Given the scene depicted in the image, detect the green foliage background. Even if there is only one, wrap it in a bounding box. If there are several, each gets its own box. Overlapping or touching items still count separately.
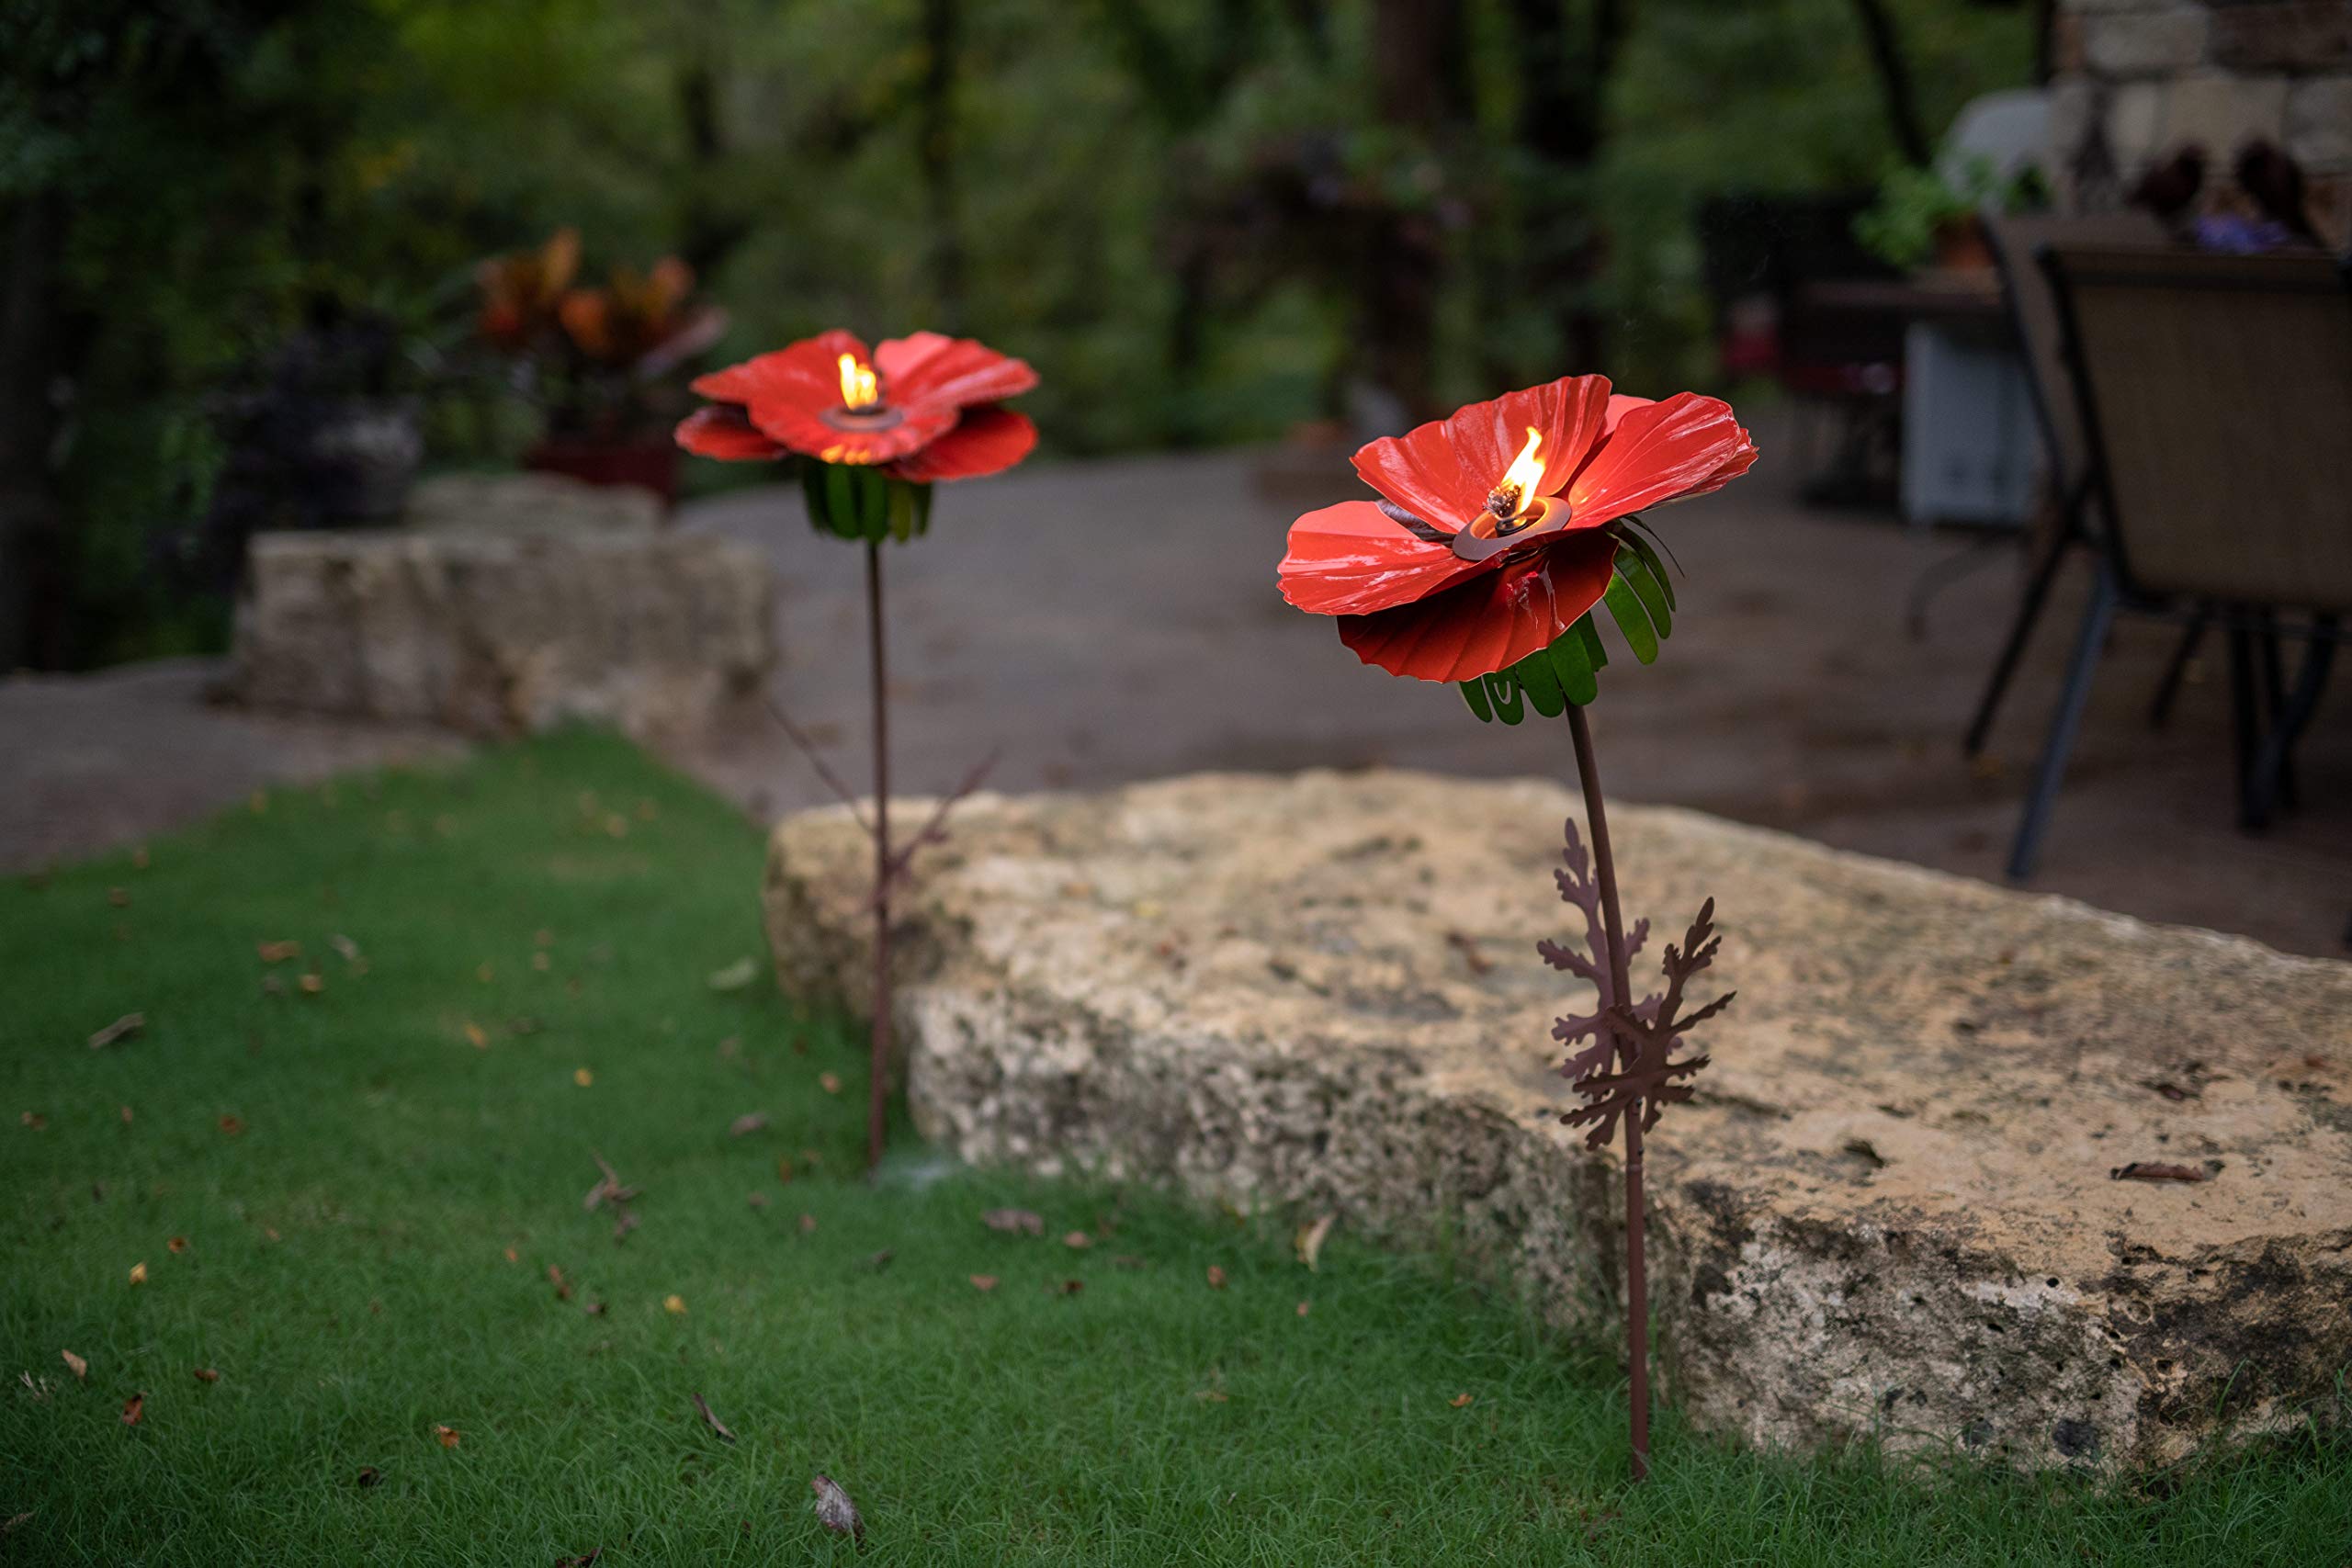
[4,0,2030,665]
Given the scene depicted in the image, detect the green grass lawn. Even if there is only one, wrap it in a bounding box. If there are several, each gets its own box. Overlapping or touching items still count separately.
[3,732,2346,1565]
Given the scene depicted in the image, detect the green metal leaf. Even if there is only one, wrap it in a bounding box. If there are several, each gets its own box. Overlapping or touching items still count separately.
[821,464,860,538]
[887,479,917,542]
[1602,574,1659,665]
[1570,613,1608,672]
[1544,626,1600,707]
[911,482,934,536]
[1513,649,1567,717]
[1482,671,1524,724]
[1460,678,1494,722]
[1617,546,1672,639]
[1622,529,1676,614]
[858,468,889,539]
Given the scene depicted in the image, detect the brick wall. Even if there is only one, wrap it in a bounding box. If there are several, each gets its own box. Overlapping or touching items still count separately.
[2049,1,2352,247]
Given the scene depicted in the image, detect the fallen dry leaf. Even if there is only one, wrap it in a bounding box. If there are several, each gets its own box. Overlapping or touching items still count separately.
[969,1274,999,1292]
[356,1466,383,1488]
[2,1512,28,1535]
[573,1067,594,1088]
[20,1111,44,1130]
[691,1392,737,1444]
[255,940,300,963]
[531,952,551,972]
[107,886,130,908]
[1205,1265,1227,1290]
[433,1424,460,1449]
[129,1261,147,1286]
[729,1111,769,1138]
[1296,1301,1311,1317]
[1062,1231,1091,1249]
[218,1114,245,1137]
[663,1294,686,1314]
[981,1208,1044,1236]
[707,956,758,992]
[463,1021,490,1049]
[818,1072,842,1095]
[1295,1213,1335,1272]
[775,1155,795,1184]
[167,1236,187,1254]
[330,933,360,963]
[2111,1161,2210,1183]
[119,1106,132,1125]
[548,1265,571,1301]
[132,846,150,869]
[297,973,324,996]
[611,1211,639,1243]
[61,1349,86,1381]
[120,1392,144,1426]
[810,1474,864,1543]
[1054,1279,1084,1296]
[554,1551,603,1568]
[1192,1388,1229,1403]
[746,1191,770,1209]
[797,1213,819,1235]
[536,929,554,948]
[1452,1393,1475,1409]
[503,1247,519,1264]
[864,1248,896,1273]
[87,1012,145,1050]
[193,1368,220,1384]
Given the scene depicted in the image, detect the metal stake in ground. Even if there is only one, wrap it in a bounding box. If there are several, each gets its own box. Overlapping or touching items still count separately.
[865,537,891,1174]
[1566,705,1649,1480]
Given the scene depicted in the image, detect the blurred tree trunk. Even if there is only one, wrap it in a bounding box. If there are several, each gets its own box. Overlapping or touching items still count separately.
[674,61,752,281]
[1358,0,1456,423]
[918,0,966,330]
[1849,0,1932,166]
[1503,0,1626,376]
[0,192,68,669]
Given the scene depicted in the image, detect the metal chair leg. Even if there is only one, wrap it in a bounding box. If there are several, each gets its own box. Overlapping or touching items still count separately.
[2227,622,2261,827]
[1966,536,2075,758]
[2243,616,2337,831]
[2256,611,2300,813]
[2147,605,2210,729]
[2007,565,2120,882]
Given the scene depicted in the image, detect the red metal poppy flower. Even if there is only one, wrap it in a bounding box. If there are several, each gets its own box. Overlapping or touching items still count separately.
[1278,376,1755,682]
[675,328,1038,483]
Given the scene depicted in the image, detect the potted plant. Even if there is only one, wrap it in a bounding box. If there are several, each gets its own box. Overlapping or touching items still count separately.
[473,230,726,507]
[1853,157,2046,275]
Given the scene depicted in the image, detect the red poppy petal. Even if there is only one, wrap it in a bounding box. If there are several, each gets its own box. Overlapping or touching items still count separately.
[1278,501,1491,617]
[674,405,786,461]
[1351,376,1612,529]
[1602,393,1653,434]
[875,332,1038,410]
[690,330,869,412]
[885,406,1038,482]
[1566,391,1754,528]
[1337,529,1619,682]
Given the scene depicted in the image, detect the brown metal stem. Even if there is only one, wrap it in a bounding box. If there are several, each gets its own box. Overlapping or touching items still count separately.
[865,538,891,1175]
[1567,703,1649,1483]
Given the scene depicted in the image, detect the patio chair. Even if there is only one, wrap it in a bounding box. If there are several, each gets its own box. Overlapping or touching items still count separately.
[1962,210,2166,756]
[2006,243,2352,880]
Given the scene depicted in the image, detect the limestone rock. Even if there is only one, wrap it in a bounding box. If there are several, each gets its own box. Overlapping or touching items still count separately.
[763,770,2352,1469]
[232,475,772,739]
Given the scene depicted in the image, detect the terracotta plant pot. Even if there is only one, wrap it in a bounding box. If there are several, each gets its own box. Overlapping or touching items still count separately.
[1931,214,1996,274]
[524,438,679,510]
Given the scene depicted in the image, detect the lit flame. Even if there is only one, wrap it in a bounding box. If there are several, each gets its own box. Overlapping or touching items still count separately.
[838,353,878,411]
[1491,426,1545,519]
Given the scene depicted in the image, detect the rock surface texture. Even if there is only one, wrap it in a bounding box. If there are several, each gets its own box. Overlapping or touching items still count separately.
[764,770,2352,1470]
[233,474,773,739]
